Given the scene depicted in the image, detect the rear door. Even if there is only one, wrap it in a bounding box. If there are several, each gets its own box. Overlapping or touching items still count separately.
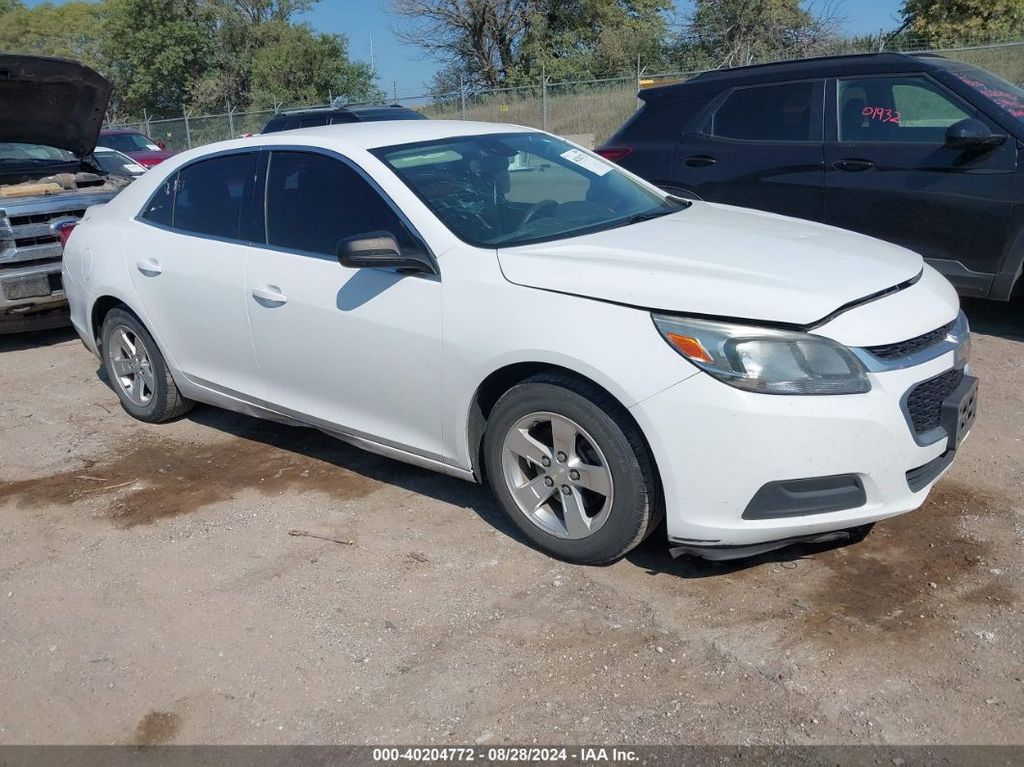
[823,74,1016,296]
[126,151,263,397]
[672,79,826,220]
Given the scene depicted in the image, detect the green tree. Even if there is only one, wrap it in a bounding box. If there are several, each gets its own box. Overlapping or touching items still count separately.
[0,1,107,71]
[521,0,671,82]
[248,22,380,108]
[102,0,218,118]
[900,0,1024,47]
[678,0,842,69]
[0,0,23,15]
[394,0,670,90]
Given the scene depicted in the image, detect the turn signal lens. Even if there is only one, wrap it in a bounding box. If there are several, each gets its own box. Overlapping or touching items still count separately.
[665,332,713,363]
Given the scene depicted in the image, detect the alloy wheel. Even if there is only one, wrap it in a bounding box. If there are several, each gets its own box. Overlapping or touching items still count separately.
[500,411,615,539]
[107,325,155,406]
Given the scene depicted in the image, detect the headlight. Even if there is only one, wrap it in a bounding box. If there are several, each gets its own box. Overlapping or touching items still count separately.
[652,314,871,395]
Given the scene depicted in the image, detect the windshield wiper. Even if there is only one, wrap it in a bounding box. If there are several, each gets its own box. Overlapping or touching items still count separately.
[624,209,675,225]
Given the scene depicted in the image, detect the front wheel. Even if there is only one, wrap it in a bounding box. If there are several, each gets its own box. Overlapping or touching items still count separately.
[483,374,662,564]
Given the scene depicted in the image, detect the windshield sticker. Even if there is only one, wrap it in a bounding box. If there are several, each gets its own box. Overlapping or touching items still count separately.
[863,106,901,124]
[955,73,1024,119]
[560,148,612,176]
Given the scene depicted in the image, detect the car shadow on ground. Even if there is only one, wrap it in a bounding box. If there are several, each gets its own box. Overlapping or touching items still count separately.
[624,525,863,578]
[182,406,869,578]
[962,294,1024,341]
[0,325,78,353]
[184,404,526,542]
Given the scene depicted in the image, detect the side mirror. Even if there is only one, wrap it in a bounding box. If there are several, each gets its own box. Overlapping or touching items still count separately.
[337,231,435,274]
[156,139,167,150]
[945,118,1005,150]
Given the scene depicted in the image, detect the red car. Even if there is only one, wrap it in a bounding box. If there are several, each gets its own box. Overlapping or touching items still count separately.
[97,128,175,168]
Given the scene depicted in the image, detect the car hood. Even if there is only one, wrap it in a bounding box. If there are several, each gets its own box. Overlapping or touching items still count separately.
[0,55,112,157]
[496,202,924,326]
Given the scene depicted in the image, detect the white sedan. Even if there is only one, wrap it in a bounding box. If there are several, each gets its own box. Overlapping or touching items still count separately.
[62,121,976,563]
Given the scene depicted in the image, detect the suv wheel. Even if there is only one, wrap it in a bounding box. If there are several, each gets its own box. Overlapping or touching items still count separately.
[100,307,193,423]
[483,374,662,564]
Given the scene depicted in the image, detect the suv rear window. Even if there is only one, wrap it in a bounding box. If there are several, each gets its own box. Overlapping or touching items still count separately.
[711,82,816,142]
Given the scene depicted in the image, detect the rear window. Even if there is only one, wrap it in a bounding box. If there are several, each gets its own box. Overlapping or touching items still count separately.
[615,92,716,140]
[140,153,256,239]
[711,82,816,142]
[173,153,256,239]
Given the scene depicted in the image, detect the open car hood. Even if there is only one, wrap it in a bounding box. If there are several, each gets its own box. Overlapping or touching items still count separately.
[0,55,112,158]
[496,202,925,327]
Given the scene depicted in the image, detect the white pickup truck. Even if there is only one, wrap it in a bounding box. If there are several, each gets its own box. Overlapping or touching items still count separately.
[0,55,130,333]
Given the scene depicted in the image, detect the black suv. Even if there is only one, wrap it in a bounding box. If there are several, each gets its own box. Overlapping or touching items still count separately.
[599,53,1024,301]
[261,104,427,134]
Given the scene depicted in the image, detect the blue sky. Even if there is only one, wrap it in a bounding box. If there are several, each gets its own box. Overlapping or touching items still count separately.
[27,0,905,95]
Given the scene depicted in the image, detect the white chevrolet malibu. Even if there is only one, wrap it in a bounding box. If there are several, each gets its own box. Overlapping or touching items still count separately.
[62,121,977,564]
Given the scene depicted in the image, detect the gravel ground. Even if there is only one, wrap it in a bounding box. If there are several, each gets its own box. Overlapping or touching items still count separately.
[0,299,1021,746]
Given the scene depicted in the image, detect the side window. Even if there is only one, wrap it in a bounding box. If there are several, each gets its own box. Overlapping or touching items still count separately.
[711,82,816,142]
[265,151,413,257]
[140,172,176,227]
[173,153,256,240]
[838,76,974,143]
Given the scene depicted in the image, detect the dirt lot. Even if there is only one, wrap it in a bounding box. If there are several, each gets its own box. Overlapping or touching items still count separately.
[0,300,1021,746]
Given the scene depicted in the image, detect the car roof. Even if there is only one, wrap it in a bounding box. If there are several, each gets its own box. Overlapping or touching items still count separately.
[181,120,539,157]
[275,104,419,118]
[642,52,977,98]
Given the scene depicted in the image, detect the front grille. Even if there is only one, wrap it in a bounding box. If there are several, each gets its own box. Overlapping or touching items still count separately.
[906,367,963,434]
[1,206,87,267]
[8,209,86,227]
[866,320,954,360]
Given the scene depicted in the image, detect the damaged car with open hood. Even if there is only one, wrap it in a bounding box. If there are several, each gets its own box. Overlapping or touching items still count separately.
[62,122,977,563]
[0,55,129,333]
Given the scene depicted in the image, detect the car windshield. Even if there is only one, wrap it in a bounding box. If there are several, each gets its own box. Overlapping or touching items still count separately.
[102,133,159,152]
[953,69,1024,123]
[0,142,77,163]
[94,149,141,175]
[373,132,685,247]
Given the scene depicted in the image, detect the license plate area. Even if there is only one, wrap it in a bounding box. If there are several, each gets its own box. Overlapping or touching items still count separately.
[941,373,978,450]
[2,274,52,300]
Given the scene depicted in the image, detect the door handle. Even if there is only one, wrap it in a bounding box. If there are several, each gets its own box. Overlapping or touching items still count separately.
[684,155,717,168]
[833,158,876,172]
[136,259,162,276]
[251,286,288,306]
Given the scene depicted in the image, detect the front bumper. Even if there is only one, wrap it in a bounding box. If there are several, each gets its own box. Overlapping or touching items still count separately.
[630,347,969,548]
[0,261,70,334]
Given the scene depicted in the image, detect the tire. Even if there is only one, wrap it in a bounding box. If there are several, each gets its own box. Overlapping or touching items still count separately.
[483,373,662,564]
[100,307,193,423]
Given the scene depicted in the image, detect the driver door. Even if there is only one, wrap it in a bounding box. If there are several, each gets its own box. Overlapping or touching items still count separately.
[824,74,1016,295]
[244,150,444,460]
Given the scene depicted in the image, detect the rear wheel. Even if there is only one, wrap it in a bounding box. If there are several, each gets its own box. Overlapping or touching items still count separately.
[483,374,662,564]
[100,307,193,423]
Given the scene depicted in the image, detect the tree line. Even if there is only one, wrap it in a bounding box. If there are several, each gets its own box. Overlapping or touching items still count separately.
[1,0,1021,120]
[394,0,1024,96]
[0,0,378,121]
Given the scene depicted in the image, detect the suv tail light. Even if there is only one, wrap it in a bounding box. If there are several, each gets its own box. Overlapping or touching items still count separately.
[595,146,633,162]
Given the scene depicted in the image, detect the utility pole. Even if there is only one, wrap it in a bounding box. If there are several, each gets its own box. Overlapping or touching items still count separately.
[541,64,548,132]
[393,81,398,104]
[460,74,467,120]
[369,32,375,74]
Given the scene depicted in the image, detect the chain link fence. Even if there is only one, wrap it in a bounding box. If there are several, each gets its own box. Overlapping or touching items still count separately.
[108,38,1024,153]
